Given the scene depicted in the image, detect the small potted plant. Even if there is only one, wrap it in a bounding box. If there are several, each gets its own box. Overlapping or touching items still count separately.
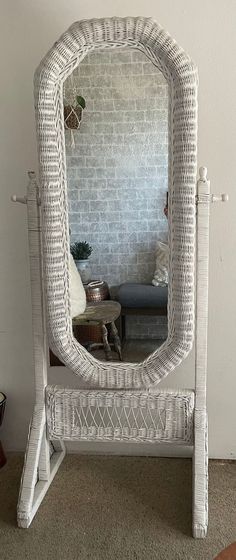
[64,95,86,130]
[70,241,93,284]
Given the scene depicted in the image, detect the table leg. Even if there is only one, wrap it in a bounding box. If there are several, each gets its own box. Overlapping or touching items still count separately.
[101,323,112,361]
[111,322,122,361]
[121,314,126,343]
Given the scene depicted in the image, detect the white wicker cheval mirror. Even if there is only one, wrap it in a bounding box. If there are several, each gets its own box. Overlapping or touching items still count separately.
[12,16,228,535]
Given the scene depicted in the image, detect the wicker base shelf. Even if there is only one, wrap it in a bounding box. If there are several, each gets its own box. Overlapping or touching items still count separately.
[46,386,194,445]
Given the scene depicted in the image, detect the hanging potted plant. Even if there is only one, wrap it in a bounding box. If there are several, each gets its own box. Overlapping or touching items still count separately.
[64,95,86,130]
[70,241,93,284]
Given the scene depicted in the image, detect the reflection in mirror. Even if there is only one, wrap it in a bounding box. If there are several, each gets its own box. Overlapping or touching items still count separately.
[64,48,169,364]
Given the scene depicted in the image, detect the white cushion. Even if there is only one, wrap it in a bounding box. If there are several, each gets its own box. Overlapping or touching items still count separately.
[152,242,168,287]
[69,254,86,318]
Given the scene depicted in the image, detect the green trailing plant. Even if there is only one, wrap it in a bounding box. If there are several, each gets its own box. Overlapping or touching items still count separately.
[76,95,86,110]
[70,241,93,261]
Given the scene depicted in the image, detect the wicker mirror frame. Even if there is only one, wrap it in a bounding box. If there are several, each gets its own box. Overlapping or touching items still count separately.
[34,17,198,388]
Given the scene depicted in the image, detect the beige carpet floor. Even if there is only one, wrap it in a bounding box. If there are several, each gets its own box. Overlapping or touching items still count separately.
[0,455,236,560]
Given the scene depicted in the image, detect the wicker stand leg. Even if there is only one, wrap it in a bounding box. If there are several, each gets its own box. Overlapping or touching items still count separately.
[13,173,66,528]
[193,411,208,538]
[192,168,210,538]
[17,408,65,528]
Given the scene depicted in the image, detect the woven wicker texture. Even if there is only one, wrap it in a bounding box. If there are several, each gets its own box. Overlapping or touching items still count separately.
[46,386,194,444]
[16,19,209,537]
[34,17,198,388]
[16,169,209,535]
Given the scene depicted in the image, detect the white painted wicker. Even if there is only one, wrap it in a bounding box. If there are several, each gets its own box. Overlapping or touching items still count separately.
[46,387,195,444]
[12,17,216,537]
[34,16,198,388]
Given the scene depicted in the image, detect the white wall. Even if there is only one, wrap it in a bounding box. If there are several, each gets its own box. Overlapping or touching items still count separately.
[1,0,236,459]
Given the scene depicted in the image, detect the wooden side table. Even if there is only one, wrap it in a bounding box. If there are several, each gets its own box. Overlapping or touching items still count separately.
[73,301,122,361]
[78,280,110,345]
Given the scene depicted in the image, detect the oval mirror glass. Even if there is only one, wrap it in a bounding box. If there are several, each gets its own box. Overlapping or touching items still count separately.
[64,47,169,364]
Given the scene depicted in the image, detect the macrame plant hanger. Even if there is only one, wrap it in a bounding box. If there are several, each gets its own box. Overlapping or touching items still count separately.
[64,73,82,148]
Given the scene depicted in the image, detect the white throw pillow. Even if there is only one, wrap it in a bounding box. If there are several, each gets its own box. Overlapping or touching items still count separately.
[69,254,86,318]
[152,242,168,287]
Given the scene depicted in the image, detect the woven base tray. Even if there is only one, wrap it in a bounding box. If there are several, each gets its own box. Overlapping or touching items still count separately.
[46,386,194,445]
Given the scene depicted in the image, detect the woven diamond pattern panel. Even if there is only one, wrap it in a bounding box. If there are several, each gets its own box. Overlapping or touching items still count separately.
[47,386,194,444]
